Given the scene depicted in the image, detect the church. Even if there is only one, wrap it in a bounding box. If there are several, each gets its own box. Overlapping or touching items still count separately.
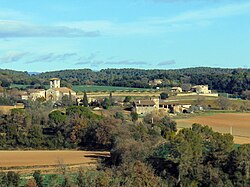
[45,78,76,101]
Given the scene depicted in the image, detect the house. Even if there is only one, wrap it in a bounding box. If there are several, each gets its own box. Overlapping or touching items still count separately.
[133,98,192,114]
[149,79,163,86]
[27,89,46,100]
[171,87,183,93]
[45,78,76,101]
[133,98,159,115]
[191,85,211,94]
[159,101,191,113]
[18,91,29,100]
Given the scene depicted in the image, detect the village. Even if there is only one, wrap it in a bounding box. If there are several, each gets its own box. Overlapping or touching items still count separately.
[0,78,219,116]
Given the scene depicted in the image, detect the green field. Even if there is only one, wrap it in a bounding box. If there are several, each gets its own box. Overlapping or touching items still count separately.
[10,84,152,92]
[72,85,151,92]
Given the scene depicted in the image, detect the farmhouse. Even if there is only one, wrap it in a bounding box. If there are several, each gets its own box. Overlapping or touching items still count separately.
[27,89,46,100]
[171,87,183,93]
[149,79,163,86]
[159,101,191,113]
[191,85,211,94]
[46,78,76,101]
[133,98,191,114]
[133,98,159,115]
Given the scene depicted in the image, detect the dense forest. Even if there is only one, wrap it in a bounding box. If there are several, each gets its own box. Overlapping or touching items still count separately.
[0,100,249,186]
[0,67,249,94]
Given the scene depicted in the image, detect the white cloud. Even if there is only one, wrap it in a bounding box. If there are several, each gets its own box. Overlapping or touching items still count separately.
[0,20,100,38]
[0,51,29,63]
[58,2,250,36]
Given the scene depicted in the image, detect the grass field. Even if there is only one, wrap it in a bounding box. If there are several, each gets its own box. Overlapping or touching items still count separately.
[175,113,250,144]
[0,150,109,174]
[72,85,151,92]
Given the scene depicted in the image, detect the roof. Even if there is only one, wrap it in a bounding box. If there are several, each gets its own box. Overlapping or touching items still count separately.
[54,87,76,93]
[192,85,208,88]
[159,100,190,105]
[28,89,45,93]
[134,100,156,106]
[171,87,181,90]
[50,78,60,81]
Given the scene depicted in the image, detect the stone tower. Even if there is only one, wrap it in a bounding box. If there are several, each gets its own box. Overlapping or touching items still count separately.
[50,78,60,89]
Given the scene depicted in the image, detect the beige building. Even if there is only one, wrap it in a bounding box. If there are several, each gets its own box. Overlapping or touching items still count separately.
[133,98,191,114]
[133,99,159,115]
[46,78,76,101]
[18,78,76,102]
[191,85,211,94]
[171,87,183,93]
[27,89,46,100]
[159,101,191,113]
[50,78,61,88]
[149,79,163,86]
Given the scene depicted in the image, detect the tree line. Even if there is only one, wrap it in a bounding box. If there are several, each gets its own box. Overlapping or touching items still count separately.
[0,101,249,186]
[1,67,249,95]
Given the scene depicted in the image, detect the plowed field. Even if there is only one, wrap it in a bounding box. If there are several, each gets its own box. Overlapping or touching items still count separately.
[176,113,250,144]
[0,150,109,174]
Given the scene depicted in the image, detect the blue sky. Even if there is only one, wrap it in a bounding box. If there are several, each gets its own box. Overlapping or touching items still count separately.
[0,0,249,72]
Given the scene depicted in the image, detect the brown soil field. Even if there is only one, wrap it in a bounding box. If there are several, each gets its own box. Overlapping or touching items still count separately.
[0,150,109,174]
[176,113,250,144]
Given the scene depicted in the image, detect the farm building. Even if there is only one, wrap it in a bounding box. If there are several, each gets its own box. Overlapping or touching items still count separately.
[133,98,159,115]
[27,89,46,100]
[171,87,183,93]
[191,85,211,94]
[148,79,163,86]
[159,101,191,113]
[133,98,191,114]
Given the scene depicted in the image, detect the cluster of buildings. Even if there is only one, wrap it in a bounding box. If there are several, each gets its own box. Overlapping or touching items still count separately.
[133,98,192,115]
[19,78,76,101]
[171,85,212,94]
[0,78,217,115]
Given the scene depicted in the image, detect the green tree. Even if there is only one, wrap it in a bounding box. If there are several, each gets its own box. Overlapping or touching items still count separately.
[101,98,111,109]
[160,92,169,99]
[131,112,138,122]
[0,172,7,186]
[7,171,20,187]
[33,170,43,187]
[83,91,88,107]
[114,112,124,120]
[123,96,132,103]
[227,144,250,185]
[49,110,67,127]
[61,95,72,107]
[28,125,44,148]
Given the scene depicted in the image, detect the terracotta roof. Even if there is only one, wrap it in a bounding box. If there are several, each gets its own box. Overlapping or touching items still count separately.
[54,87,76,93]
[50,78,60,81]
[28,89,45,93]
[159,100,190,105]
[171,87,181,90]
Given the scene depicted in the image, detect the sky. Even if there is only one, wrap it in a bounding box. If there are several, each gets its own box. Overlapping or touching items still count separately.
[0,0,250,72]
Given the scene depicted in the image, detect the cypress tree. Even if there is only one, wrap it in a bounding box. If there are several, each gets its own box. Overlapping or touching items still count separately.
[83,91,88,107]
